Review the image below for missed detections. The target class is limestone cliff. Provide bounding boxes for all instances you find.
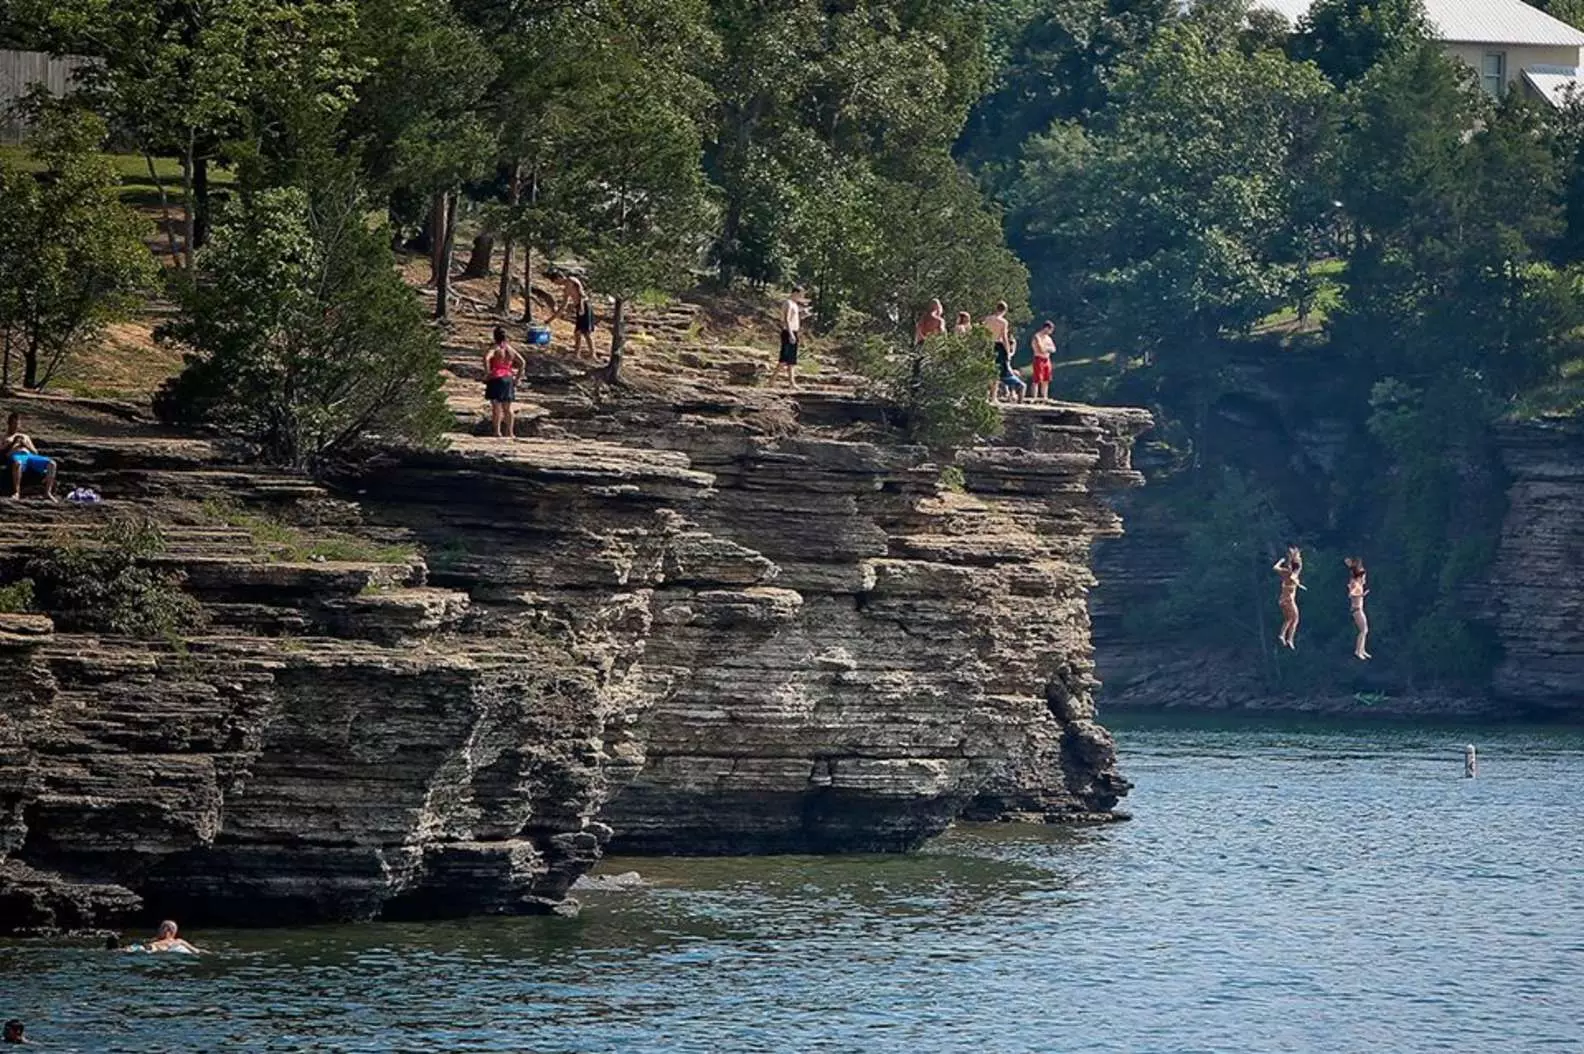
[0,380,1148,933]
[1482,418,1584,714]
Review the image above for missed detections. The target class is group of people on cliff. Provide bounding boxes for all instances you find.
[1273,547,1372,661]
[908,297,1060,405]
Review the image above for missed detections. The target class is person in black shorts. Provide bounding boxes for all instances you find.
[554,272,597,360]
[776,285,807,388]
[484,326,526,438]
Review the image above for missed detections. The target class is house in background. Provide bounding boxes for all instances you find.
[1258,0,1584,106]
[0,50,89,145]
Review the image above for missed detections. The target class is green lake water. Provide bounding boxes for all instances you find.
[4,715,1583,1052]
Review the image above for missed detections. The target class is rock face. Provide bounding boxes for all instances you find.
[0,387,1149,932]
[1482,419,1584,713]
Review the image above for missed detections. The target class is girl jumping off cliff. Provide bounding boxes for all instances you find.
[1274,546,1304,649]
[1345,557,1370,660]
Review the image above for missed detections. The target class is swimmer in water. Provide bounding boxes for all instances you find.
[2,1019,25,1044]
[1345,556,1371,660]
[1274,546,1304,649]
[146,920,202,954]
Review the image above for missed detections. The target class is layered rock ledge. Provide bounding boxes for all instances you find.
[0,386,1149,932]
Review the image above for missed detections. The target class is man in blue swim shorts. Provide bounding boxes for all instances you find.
[5,412,59,502]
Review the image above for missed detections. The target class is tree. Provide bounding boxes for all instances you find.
[346,0,498,319]
[1007,23,1335,367]
[0,102,155,390]
[579,80,716,383]
[1293,0,1432,87]
[155,172,450,469]
[865,329,1003,449]
[958,0,1174,183]
[28,0,362,267]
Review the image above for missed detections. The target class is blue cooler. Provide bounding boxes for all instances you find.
[526,324,552,346]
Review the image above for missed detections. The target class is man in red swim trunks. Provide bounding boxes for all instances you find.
[1030,320,1056,403]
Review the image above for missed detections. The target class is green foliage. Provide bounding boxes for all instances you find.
[26,516,206,638]
[860,329,1002,449]
[1007,22,1335,367]
[0,579,36,614]
[155,172,450,469]
[1293,0,1432,86]
[0,102,155,390]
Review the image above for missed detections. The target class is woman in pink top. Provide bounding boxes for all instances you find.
[484,326,526,439]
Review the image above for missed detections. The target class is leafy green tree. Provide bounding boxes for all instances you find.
[155,172,449,469]
[1293,0,1432,86]
[958,0,1174,183]
[346,0,498,318]
[0,102,155,390]
[26,0,363,266]
[860,329,1002,449]
[1008,23,1335,367]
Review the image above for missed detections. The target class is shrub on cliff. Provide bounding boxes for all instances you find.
[856,329,1002,450]
[27,515,206,639]
[155,176,450,470]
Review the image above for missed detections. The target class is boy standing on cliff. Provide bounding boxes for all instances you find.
[551,271,597,360]
[776,285,807,389]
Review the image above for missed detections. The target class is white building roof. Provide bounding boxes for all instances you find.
[1523,64,1584,104]
[1256,0,1584,47]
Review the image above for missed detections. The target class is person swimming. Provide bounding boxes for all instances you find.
[1274,546,1304,650]
[1345,556,1371,660]
[146,920,201,954]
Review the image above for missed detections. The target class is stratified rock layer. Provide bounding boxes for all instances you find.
[0,388,1149,931]
[1484,419,1584,712]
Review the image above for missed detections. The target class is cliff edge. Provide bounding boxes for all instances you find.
[0,335,1148,932]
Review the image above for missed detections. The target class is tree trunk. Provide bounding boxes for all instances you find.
[460,231,495,279]
[22,346,38,390]
[144,152,182,261]
[193,155,210,250]
[496,161,521,315]
[496,237,515,315]
[1,326,10,392]
[180,137,197,270]
[521,244,534,323]
[606,296,627,383]
[429,191,447,286]
[434,191,459,322]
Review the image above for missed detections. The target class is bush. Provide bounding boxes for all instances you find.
[27,516,206,638]
[858,330,1002,449]
[155,175,450,470]
[0,579,35,614]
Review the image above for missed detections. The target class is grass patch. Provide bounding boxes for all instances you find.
[0,147,233,206]
[202,499,417,564]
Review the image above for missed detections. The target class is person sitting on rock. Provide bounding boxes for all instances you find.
[147,919,202,954]
[4,413,59,503]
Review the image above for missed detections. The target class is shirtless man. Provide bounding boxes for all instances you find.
[776,285,808,389]
[1030,320,1056,402]
[147,920,202,954]
[914,299,946,345]
[4,413,58,502]
[552,271,596,360]
[981,301,1023,404]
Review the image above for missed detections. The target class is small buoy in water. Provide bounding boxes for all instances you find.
[1464,744,1478,779]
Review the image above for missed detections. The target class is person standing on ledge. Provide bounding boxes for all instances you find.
[775,285,807,389]
[552,271,596,360]
[982,301,1023,404]
[147,920,202,954]
[953,310,973,335]
[483,326,526,439]
[1030,320,1056,403]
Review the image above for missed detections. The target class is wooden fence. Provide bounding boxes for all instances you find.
[0,50,91,146]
